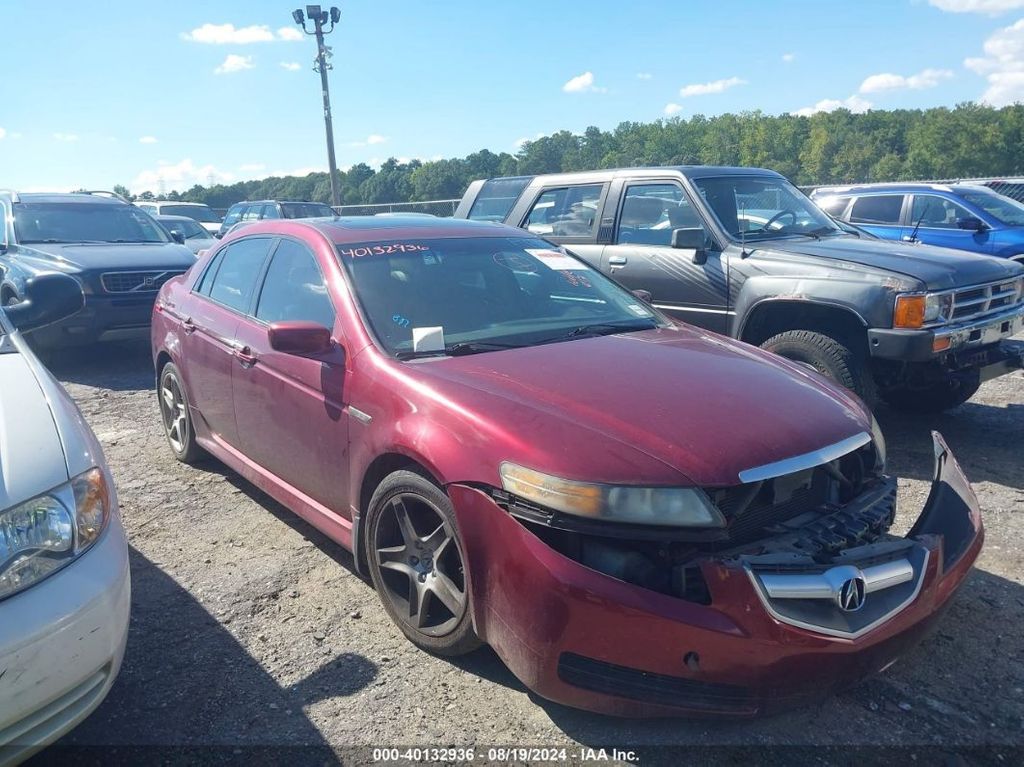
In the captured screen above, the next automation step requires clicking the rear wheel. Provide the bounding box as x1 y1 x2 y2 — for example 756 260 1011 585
158 362 204 464
879 376 980 413
760 329 877 407
365 470 481 656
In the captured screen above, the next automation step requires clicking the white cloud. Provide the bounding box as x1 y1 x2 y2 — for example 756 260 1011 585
636 72 653 80
239 163 265 172
182 23 274 44
562 71 606 93
348 134 388 147
792 94 873 116
53 132 79 142
513 132 546 150
139 136 158 144
782 53 796 63
859 68 953 93
215 54 254 74
965 18 1024 104
664 103 683 115
277 26 303 41
132 159 235 193
928 0 1024 13
280 61 301 71
678 76 746 97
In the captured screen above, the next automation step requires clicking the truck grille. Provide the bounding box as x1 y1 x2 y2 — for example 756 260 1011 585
947 277 1024 324
100 270 184 294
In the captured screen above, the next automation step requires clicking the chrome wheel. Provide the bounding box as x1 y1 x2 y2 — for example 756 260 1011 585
373 493 467 637
160 372 188 453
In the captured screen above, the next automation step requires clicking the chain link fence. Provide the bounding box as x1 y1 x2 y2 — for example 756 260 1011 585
332 199 459 217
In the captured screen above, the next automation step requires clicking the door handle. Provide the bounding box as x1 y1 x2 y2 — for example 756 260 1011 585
182 316 196 335
608 255 628 266
229 341 258 368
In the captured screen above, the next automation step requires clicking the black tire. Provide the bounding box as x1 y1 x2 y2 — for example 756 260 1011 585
158 362 204 464
879 377 981 413
760 329 877 407
365 469 481 657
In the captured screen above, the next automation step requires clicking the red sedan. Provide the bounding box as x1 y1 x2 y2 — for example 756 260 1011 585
151 216 982 716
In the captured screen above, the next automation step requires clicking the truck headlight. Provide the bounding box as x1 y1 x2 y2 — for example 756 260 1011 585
0 468 110 601
894 293 953 328
499 463 725 527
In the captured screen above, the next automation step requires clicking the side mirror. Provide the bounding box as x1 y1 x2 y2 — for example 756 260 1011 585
957 216 986 232
4 273 85 333
632 289 653 304
268 320 334 356
170 231 186 245
214 231 224 239
671 227 709 264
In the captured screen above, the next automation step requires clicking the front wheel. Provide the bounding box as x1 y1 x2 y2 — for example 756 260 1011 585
365 470 481 657
760 329 877 407
879 376 981 413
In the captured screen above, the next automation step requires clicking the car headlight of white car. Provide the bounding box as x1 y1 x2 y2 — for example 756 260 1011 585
0 467 110 600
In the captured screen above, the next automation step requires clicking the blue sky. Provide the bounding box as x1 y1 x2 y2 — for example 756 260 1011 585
2 0 1023 194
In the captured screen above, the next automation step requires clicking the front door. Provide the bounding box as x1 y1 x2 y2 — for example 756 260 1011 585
601 181 729 333
231 238 351 515
908 194 994 254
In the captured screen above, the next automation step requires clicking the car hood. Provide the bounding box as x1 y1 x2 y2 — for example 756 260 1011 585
406 325 870 487
21 242 196 272
765 235 1022 290
0 347 68 509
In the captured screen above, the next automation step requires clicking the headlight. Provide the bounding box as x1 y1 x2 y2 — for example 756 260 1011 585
894 292 952 328
0 468 110 601
870 415 887 472
499 463 725 527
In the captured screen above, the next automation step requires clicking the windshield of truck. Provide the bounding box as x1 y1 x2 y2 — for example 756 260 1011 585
692 176 842 241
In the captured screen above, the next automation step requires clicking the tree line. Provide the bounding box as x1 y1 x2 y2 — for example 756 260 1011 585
121 102 1024 208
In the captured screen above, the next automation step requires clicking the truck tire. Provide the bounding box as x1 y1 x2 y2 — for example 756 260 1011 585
879 377 981 413
760 330 877 407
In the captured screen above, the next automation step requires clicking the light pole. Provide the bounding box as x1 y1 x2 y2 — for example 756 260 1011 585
293 5 341 208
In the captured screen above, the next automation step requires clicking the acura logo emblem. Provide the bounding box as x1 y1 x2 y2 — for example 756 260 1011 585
836 576 866 612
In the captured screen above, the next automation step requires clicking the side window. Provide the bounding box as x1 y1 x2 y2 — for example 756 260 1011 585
206 237 272 312
616 183 701 246
468 177 533 222
261 204 280 220
138 204 156 214
222 204 244 228
241 204 262 221
911 195 973 229
522 185 603 238
849 195 904 225
816 196 851 218
195 250 226 296
255 240 335 328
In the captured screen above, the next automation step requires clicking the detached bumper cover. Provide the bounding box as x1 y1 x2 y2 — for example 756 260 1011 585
449 432 982 717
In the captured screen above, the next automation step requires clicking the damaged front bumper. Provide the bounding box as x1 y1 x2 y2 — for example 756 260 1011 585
448 432 983 718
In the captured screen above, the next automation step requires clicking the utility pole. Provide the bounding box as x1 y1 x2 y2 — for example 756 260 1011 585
293 5 342 208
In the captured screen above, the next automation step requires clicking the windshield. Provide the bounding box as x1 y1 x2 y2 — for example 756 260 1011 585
282 203 335 219
338 236 665 357
161 204 220 223
14 202 170 244
958 190 1024 227
692 176 841 240
160 218 208 240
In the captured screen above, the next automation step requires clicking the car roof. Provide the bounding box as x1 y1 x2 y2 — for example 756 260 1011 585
494 165 785 185
232 199 335 205
229 215 522 244
813 182 997 196
10 192 126 205
146 200 210 206
155 214 204 222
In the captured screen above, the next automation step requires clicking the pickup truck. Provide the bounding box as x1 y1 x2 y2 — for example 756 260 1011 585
454 167 1024 412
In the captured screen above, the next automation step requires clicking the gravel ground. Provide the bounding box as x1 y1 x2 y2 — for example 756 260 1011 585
33 338 1024 766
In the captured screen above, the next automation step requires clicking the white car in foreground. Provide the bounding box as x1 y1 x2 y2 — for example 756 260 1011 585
0 275 130 765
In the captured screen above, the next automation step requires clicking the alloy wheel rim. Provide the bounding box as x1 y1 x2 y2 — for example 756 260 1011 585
373 493 467 637
160 373 188 453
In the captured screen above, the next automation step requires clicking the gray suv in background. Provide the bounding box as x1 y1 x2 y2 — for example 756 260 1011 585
217 200 336 237
456 167 1024 412
0 190 196 349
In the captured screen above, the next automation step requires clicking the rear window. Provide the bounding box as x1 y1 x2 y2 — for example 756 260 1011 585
849 195 903 225
160 204 220 223
281 202 335 219
468 177 533 222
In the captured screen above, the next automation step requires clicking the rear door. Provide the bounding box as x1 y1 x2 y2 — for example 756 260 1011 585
231 237 350 514
179 236 274 447
512 182 607 268
601 180 728 332
907 193 994 254
846 194 907 241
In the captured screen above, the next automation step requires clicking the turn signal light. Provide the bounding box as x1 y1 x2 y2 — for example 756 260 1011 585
894 295 926 329
933 336 952 353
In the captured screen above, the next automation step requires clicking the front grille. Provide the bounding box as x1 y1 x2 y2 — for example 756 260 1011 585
947 277 1023 323
100 270 183 294
557 652 756 714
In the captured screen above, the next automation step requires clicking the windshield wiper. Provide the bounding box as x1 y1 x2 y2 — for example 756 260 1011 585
544 320 658 344
395 340 523 360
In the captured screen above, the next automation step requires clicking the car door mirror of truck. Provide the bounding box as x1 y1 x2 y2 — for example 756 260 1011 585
671 227 709 264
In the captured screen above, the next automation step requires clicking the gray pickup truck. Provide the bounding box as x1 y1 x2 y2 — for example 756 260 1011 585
454 167 1024 412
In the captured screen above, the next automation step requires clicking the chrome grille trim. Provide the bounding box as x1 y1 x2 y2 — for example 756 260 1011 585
100 270 183 294
924 276 1024 328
